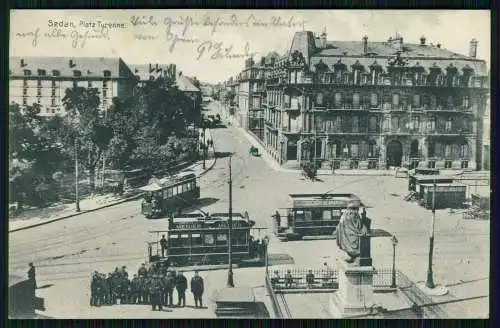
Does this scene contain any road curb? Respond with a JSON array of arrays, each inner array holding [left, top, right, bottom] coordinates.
[[9, 136, 218, 233]]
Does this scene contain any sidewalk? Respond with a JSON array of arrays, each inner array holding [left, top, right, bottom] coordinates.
[[9, 130, 217, 233], [233, 121, 394, 177]]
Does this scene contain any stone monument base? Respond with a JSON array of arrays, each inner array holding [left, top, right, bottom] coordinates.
[[329, 259, 375, 318]]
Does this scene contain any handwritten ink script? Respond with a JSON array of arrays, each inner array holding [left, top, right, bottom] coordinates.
[[129, 13, 306, 60], [13, 13, 307, 60]]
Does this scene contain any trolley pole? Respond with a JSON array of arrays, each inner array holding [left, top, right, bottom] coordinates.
[[426, 178, 437, 289], [75, 138, 80, 212], [227, 156, 234, 287]]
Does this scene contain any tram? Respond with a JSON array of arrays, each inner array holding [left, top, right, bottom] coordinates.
[[272, 193, 366, 241], [147, 213, 267, 267], [139, 172, 200, 219]]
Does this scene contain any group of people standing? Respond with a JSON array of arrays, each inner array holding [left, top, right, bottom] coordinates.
[[90, 263, 205, 311]]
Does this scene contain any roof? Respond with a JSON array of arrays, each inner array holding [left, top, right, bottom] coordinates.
[[176, 74, 200, 92], [9, 56, 124, 78], [308, 40, 487, 75], [9, 275, 27, 287], [128, 64, 200, 92]]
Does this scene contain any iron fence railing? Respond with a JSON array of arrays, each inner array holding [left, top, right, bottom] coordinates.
[[267, 267, 408, 291]]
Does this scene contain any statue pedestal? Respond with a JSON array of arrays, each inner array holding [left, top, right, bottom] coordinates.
[[330, 259, 375, 318]]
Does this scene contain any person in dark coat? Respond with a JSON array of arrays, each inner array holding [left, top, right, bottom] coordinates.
[[150, 275, 163, 311], [138, 263, 148, 277], [130, 274, 140, 304], [160, 235, 168, 257], [164, 271, 175, 307], [175, 271, 188, 307], [90, 271, 99, 306], [190, 270, 204, 308], [27, 262, 36, 289]]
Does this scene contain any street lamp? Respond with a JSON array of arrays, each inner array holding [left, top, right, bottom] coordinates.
[[280, 139, 285, 165], [201, 121, 206, 170], [74, 138, 80, 212], [426, 178, 437, 289], [390, 235, 398, 288], [227, 156, 234, 287]]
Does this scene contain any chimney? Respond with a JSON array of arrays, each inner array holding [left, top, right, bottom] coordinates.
[[320, 29, 327, 49], [20, 59, 25, 67], [469, 38, 478, 58], [261, 56, 266, 66], [155, 63, 159, 72], [363, 35, 368, 55], [149, 64, 155, 73], [437, 43, 441, 49], [69, 59, 74, 67], [420, 36, 426, 45]]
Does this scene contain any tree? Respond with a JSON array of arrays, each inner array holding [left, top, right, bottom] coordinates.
[[63, 87, 114, 193]]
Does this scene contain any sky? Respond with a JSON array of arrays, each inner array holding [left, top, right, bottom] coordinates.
[[10, 10, 490, 84]]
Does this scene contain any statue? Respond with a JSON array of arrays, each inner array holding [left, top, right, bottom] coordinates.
[[335, 201, 371, 263]]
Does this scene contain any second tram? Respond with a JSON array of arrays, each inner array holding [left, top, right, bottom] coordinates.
[[147, 213, 267, 267], [139, 172, 200, 219], [272, 193, 366, 241]]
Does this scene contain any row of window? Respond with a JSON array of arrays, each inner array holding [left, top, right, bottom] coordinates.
[[295, 209, 342, 222], [156, 180, 197, 199], [315, 92, 470, 109], [312, 116, 472, 134], [310, 141, 470, 158], [23, 69, 112, 77], [168, 231, 248, 248]]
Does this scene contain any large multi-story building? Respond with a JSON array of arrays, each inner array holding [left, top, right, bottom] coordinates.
[[9, 56, 137, 116], [235, 55, 278, 140], [258, 31, 488, 170]]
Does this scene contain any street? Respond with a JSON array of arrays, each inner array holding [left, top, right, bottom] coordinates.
[[9, 102, 489, 318]]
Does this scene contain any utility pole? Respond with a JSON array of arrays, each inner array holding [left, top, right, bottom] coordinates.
[[202, 121, 206, 170], [426, 177, 437, 288], [75, 138, 80, 212], [227, 156, 234, 287]]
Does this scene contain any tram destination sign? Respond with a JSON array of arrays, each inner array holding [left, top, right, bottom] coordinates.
[[292, 198, 350, 208]]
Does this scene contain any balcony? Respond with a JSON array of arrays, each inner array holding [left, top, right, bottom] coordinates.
[[281, 125, 303, 134], [283, 103, 301, 111], [426, 128, 474, 136]]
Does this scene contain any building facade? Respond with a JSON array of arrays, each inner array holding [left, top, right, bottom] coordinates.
[[129, 63, 202, 124], [260, 31, 488, 170], [9, 56, 137, 116]]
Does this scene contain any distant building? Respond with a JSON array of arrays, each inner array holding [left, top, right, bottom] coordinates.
[[9, 56, 137, 116], [233, 31, 488, 170], [130, 64, 201, 124], [235, 54, 279, 141]]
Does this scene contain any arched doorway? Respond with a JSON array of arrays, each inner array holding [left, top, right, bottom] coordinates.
[[410, 139, 419, 158], [387, 140, 403, 167], [287, 140, 297, 161]]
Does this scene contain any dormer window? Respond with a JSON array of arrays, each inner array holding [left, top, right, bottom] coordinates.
[[103, 70, 111, 77], [52, 70, 60, 76], [73, 70, 82, 77], [38, 69, 46, 76], [23, 69, 32, 76]]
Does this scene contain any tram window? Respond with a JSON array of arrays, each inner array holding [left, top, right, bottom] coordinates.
[[204, 233, 215, 245], [332, 210, 341, 217], [179, 234, 189, 247], [304, 211, 312, 221], [323, 210, 333, 220], [216, 233, 228, 245], [295, 211, 305, 222], [312, 209, 322, 220], [191, 233, 202, 245], [169, 234, 179, 248], [182, 183, 188, 193], [166, 187, 173, 198]]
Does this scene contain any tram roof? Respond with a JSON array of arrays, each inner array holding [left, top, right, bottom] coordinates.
[[139, 172, 197, 191], [288, 193, 365, 208], [412, 174, 455, 180]]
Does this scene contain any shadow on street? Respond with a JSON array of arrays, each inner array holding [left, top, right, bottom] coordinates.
[[214, 152, 235, 159]]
